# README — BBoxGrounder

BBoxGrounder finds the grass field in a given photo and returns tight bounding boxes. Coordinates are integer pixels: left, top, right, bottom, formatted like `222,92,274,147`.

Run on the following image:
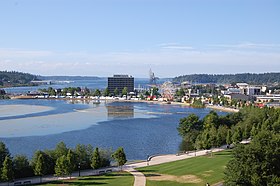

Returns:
37,172,134,186
137,150,232,186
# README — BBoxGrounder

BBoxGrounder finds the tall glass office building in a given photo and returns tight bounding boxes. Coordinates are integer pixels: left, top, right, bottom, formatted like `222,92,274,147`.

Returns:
108,75,134,94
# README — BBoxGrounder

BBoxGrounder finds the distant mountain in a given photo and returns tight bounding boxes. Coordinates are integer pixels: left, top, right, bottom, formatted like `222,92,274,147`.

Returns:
0,71,39,87
173,73,280,84
39,76,102,81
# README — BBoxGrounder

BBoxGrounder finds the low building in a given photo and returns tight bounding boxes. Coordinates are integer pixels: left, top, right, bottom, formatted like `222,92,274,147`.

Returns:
224,93,249,101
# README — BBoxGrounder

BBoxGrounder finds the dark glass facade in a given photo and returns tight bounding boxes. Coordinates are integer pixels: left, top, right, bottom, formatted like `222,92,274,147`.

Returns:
108,75,134,94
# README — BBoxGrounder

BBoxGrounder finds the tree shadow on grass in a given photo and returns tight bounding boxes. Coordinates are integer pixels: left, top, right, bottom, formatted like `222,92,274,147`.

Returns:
106,173,132,177
66,181,106,185
144,173,161,177
136,169,157,173
79,177,113,181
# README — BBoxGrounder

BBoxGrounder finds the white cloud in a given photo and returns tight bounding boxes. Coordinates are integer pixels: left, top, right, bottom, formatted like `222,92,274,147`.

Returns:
208,42,280,50
0,46,279,77
159,43,194,51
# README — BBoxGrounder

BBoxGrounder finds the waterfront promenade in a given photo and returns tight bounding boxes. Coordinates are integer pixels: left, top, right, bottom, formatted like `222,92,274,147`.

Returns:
0,145,227,186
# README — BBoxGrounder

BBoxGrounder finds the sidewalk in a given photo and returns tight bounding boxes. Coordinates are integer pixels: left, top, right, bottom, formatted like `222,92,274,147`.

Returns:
0,145,227,186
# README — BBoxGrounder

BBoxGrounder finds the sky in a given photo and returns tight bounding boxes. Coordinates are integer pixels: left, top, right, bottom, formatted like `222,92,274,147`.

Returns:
0,0,280,78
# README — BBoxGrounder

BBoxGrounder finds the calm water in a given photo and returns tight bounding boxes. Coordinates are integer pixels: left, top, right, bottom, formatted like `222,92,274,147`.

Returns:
0,99,217,160
1,78,220,160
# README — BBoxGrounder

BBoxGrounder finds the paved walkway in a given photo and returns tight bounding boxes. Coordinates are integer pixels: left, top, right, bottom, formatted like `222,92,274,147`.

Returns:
123,145,227,186
0,146,227,186
125,168,146,186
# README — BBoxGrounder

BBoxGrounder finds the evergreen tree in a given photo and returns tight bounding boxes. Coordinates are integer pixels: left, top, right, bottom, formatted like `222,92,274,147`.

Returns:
54,141,68,159
0,141,10,171
114,88,119,96
1,156,14,184
226,130,232,145
91,147,101,169
66,150,75,177
232,126,243,143
103,88,110,96
54,155,71,177
122,87,128,96
13,155,33,179
34,154,45,183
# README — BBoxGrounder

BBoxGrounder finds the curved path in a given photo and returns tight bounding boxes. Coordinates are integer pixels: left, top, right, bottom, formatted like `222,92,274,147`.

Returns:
0,146,227,186
125,168,146,186
124,145,227,186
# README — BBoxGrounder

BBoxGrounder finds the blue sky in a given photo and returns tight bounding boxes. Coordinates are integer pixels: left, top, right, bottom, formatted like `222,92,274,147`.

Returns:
0,0,279,77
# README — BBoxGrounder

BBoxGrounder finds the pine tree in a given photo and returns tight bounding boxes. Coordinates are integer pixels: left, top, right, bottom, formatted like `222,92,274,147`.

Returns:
91,147,101,169
55,155,71,178
34,154,45,183
1,156,14,184
226,130,232,145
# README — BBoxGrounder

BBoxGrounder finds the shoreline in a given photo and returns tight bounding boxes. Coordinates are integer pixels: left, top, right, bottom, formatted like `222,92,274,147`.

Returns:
206,105,239,113
10,95,238,113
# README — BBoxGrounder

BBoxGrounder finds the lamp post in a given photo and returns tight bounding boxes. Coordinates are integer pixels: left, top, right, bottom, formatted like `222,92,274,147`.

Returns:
78,162,81,177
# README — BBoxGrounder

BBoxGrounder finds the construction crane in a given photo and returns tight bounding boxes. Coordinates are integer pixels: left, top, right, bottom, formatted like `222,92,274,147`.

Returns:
149,69,159,85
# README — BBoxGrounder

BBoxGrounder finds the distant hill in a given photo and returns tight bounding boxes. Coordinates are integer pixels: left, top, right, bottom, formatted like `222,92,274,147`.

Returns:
39,76,102,81
173,73,280,84
0,71,39,87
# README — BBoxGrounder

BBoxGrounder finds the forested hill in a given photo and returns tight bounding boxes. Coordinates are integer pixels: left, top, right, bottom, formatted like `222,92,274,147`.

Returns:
0,71,39,87
173,73,280,84
39,76,101,81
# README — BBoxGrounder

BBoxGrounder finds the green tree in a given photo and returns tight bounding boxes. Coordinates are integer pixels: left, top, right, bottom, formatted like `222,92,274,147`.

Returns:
91,147,101,169
93,89,101,97
226,130,232,145
99,148,112,168
175,88,185,97
54,141,68,159
202,131,212,149
54,155,71,178
177,114,202,137
0,141,10,176
33,154,46,183
74,144,93,169
122,87,128,96
232,126,243,143
151,87,160,96
224,130,280,185
114,88,119,96
112,147,127,170
103,88,110,97
203,111,219,129
13,155,33,179
66,150,75,177
1,156,14,184
32,151,54,182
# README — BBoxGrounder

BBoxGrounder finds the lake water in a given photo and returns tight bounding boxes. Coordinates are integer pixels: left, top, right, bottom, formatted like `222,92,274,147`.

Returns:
0,99,216,160
1,78,223,160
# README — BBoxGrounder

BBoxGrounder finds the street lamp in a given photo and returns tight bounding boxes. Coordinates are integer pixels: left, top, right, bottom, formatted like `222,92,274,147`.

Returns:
78,162,81,177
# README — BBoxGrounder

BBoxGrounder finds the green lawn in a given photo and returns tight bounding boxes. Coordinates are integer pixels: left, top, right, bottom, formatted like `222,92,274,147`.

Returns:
137,150,232,186
37,172,134,186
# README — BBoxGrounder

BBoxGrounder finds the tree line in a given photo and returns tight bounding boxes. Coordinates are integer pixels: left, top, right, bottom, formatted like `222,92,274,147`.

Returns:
0,71,40,87
173,72,280,84
0,142,127,183
177,106,280,185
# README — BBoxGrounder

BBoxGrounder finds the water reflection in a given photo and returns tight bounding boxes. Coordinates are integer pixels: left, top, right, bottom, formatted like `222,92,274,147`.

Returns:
106,103,134,119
